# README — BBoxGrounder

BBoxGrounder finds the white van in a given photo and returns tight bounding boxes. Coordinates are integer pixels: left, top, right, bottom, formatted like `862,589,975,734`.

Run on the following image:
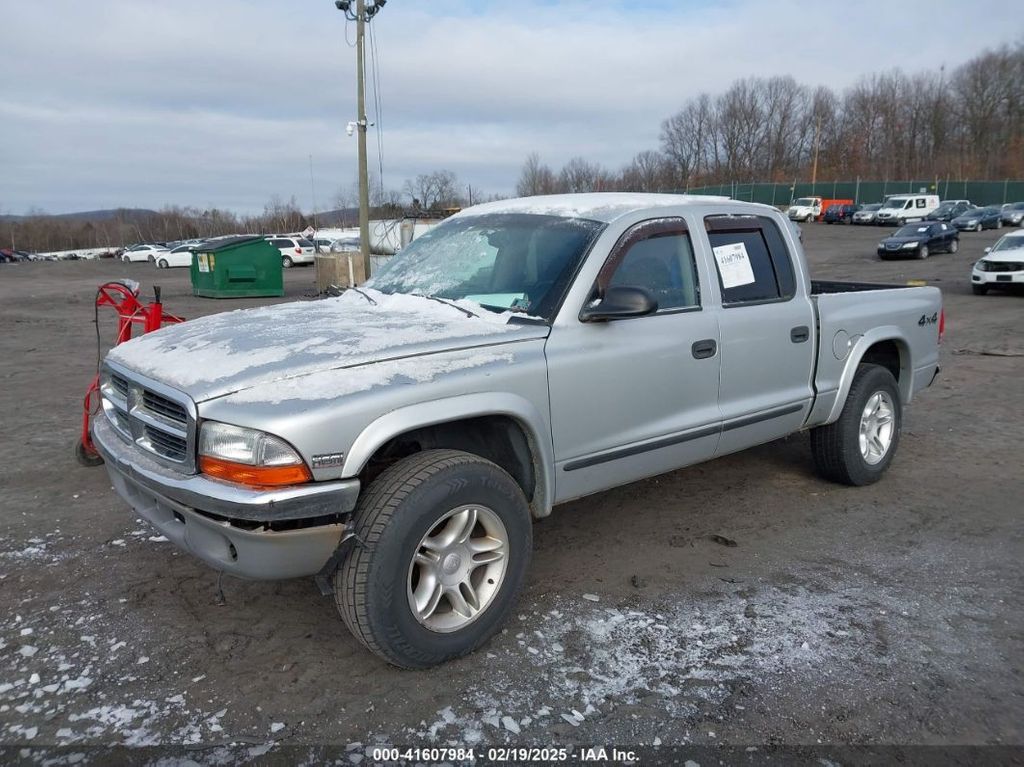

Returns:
875,194,940,225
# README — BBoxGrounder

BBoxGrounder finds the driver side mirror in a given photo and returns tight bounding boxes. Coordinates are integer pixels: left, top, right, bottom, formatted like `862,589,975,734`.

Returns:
580,286,658,322
984,247,992,254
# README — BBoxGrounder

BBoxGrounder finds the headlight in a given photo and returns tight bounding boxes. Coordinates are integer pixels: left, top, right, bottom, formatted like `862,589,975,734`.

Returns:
966,220,977,226
902,241,919,248
198,421,312,486
975,260,989,271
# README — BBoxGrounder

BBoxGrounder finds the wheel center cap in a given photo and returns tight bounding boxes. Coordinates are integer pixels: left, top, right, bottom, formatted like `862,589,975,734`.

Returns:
441,553,462,575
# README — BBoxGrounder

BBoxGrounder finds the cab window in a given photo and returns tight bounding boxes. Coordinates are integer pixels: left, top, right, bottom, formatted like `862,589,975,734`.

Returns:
606,232,700,311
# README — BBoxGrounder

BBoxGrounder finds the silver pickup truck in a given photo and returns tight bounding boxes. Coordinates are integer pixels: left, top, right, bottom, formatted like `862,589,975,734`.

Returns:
94,193,943,668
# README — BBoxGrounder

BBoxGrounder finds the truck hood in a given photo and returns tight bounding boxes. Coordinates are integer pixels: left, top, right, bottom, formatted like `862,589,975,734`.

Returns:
106,289,548,402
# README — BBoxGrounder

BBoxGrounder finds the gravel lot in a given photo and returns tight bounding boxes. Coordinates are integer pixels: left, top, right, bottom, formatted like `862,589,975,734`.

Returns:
1,223,1021,759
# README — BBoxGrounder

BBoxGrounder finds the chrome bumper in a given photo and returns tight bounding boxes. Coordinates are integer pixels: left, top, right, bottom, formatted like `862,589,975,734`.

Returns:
93,416,359,579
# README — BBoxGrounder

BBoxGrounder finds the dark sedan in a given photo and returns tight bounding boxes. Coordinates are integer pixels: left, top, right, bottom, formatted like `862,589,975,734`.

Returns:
952,206,1004,232
877,222,959,260
823,203,860,224
926,201,974,222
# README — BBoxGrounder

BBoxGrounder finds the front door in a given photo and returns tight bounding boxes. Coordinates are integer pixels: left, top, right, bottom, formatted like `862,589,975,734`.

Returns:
545,217,722,504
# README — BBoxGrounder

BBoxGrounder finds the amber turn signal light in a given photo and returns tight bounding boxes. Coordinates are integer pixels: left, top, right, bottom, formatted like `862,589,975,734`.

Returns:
199,456,312,487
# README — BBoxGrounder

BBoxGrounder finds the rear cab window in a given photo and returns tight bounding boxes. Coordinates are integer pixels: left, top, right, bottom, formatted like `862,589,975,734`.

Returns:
704,215,796,306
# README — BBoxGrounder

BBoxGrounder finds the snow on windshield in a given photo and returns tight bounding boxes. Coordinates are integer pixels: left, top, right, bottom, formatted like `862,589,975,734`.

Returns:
366,213,604,318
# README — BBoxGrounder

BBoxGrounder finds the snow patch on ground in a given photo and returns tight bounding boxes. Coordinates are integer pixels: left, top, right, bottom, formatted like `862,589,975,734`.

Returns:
401,584,894,745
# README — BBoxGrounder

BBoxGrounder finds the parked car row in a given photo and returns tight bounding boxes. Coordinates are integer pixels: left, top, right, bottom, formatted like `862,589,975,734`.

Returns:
143,234,345,269
805,196,1024,231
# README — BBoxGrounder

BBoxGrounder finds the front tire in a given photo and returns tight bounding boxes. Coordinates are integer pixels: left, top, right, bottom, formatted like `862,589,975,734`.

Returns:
916,244,929,259
949,239,959,254
157,258,169,268
334,449,532,669
810,364,902,486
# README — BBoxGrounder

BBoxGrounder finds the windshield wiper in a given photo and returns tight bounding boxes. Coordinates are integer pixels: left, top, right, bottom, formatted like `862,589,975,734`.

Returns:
418,294,478,318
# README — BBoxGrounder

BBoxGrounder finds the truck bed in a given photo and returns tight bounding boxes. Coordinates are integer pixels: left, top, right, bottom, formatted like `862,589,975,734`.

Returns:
810,279,918,295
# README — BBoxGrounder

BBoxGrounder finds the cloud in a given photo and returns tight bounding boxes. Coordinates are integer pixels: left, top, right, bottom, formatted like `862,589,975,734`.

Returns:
0,0,1015,213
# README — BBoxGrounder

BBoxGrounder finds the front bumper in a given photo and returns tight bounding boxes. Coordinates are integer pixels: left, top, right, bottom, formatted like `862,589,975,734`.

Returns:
93,416,359,579
972,269,1024,285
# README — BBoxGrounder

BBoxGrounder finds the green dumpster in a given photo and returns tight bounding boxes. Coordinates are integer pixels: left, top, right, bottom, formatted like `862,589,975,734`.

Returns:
190,235,284,298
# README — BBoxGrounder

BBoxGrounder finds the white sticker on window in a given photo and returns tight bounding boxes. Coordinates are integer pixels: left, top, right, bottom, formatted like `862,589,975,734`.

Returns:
712,242,756,289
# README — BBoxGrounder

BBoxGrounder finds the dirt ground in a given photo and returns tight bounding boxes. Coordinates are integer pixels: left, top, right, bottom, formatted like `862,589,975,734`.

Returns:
0,223,1021,761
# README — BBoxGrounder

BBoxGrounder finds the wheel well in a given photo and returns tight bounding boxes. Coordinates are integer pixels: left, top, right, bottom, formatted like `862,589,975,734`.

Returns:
359,416,537,505
859,340,905,387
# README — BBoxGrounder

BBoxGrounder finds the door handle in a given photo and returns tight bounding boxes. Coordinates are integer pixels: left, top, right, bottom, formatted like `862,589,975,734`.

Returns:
691,339,717,359
790,325,810,343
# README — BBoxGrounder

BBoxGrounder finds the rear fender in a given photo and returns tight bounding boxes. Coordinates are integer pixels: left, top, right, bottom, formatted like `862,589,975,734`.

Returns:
823,328,911,424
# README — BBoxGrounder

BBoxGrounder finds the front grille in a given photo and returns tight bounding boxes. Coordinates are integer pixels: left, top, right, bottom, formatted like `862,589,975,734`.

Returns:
142,390,188,424
101,367,195,470
110,374,130,398
144,425,188,461
982,261,1023,273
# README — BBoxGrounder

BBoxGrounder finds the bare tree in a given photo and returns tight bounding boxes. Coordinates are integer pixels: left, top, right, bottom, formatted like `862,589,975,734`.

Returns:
515,153,559,197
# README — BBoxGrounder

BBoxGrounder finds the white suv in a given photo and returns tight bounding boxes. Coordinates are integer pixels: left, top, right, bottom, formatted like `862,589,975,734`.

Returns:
266,236,315,267
121,244,169,263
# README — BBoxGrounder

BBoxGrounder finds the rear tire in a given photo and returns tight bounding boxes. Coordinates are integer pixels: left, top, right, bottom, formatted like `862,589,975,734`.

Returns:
282,256,293,268
334,449,532,669
972,284,989,295
810,364,902,486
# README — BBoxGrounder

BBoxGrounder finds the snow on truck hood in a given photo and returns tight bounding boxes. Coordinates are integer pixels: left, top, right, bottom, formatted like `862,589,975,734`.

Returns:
106,290,546,403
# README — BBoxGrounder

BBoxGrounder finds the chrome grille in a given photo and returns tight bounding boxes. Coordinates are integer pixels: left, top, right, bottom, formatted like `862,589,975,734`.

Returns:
143,425,188,461
110,374,130,398
142,390,188,424
100,365,196,471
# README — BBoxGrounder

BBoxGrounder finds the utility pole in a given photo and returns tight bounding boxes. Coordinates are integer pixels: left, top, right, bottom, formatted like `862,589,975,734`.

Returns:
335,0,386,281
811,113,822,191
355,0,370,279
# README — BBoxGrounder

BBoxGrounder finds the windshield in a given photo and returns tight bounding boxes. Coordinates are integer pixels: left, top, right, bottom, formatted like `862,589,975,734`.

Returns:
793,198,816,206
366,213,605,319
992,236,1024,252
895,225,932,237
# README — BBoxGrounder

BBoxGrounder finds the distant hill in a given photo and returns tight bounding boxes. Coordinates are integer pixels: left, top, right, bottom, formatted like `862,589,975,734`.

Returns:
0,208,159,222
314,207,360,227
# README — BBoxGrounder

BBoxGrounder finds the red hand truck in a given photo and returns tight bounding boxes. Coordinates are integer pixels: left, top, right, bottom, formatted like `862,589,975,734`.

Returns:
76,280,185,467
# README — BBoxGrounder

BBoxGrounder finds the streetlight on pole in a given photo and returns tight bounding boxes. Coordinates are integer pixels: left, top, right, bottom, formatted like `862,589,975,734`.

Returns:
334,0,386,281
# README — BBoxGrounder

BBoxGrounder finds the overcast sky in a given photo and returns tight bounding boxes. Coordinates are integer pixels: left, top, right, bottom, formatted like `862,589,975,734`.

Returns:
1,0,1017,215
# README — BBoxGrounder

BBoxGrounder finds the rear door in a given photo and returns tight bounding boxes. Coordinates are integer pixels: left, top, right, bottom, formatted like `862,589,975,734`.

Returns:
703,214,815,457
546,217,722,503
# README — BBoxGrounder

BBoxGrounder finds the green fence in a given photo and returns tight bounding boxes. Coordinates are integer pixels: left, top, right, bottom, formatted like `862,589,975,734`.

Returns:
684,180,1024,207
